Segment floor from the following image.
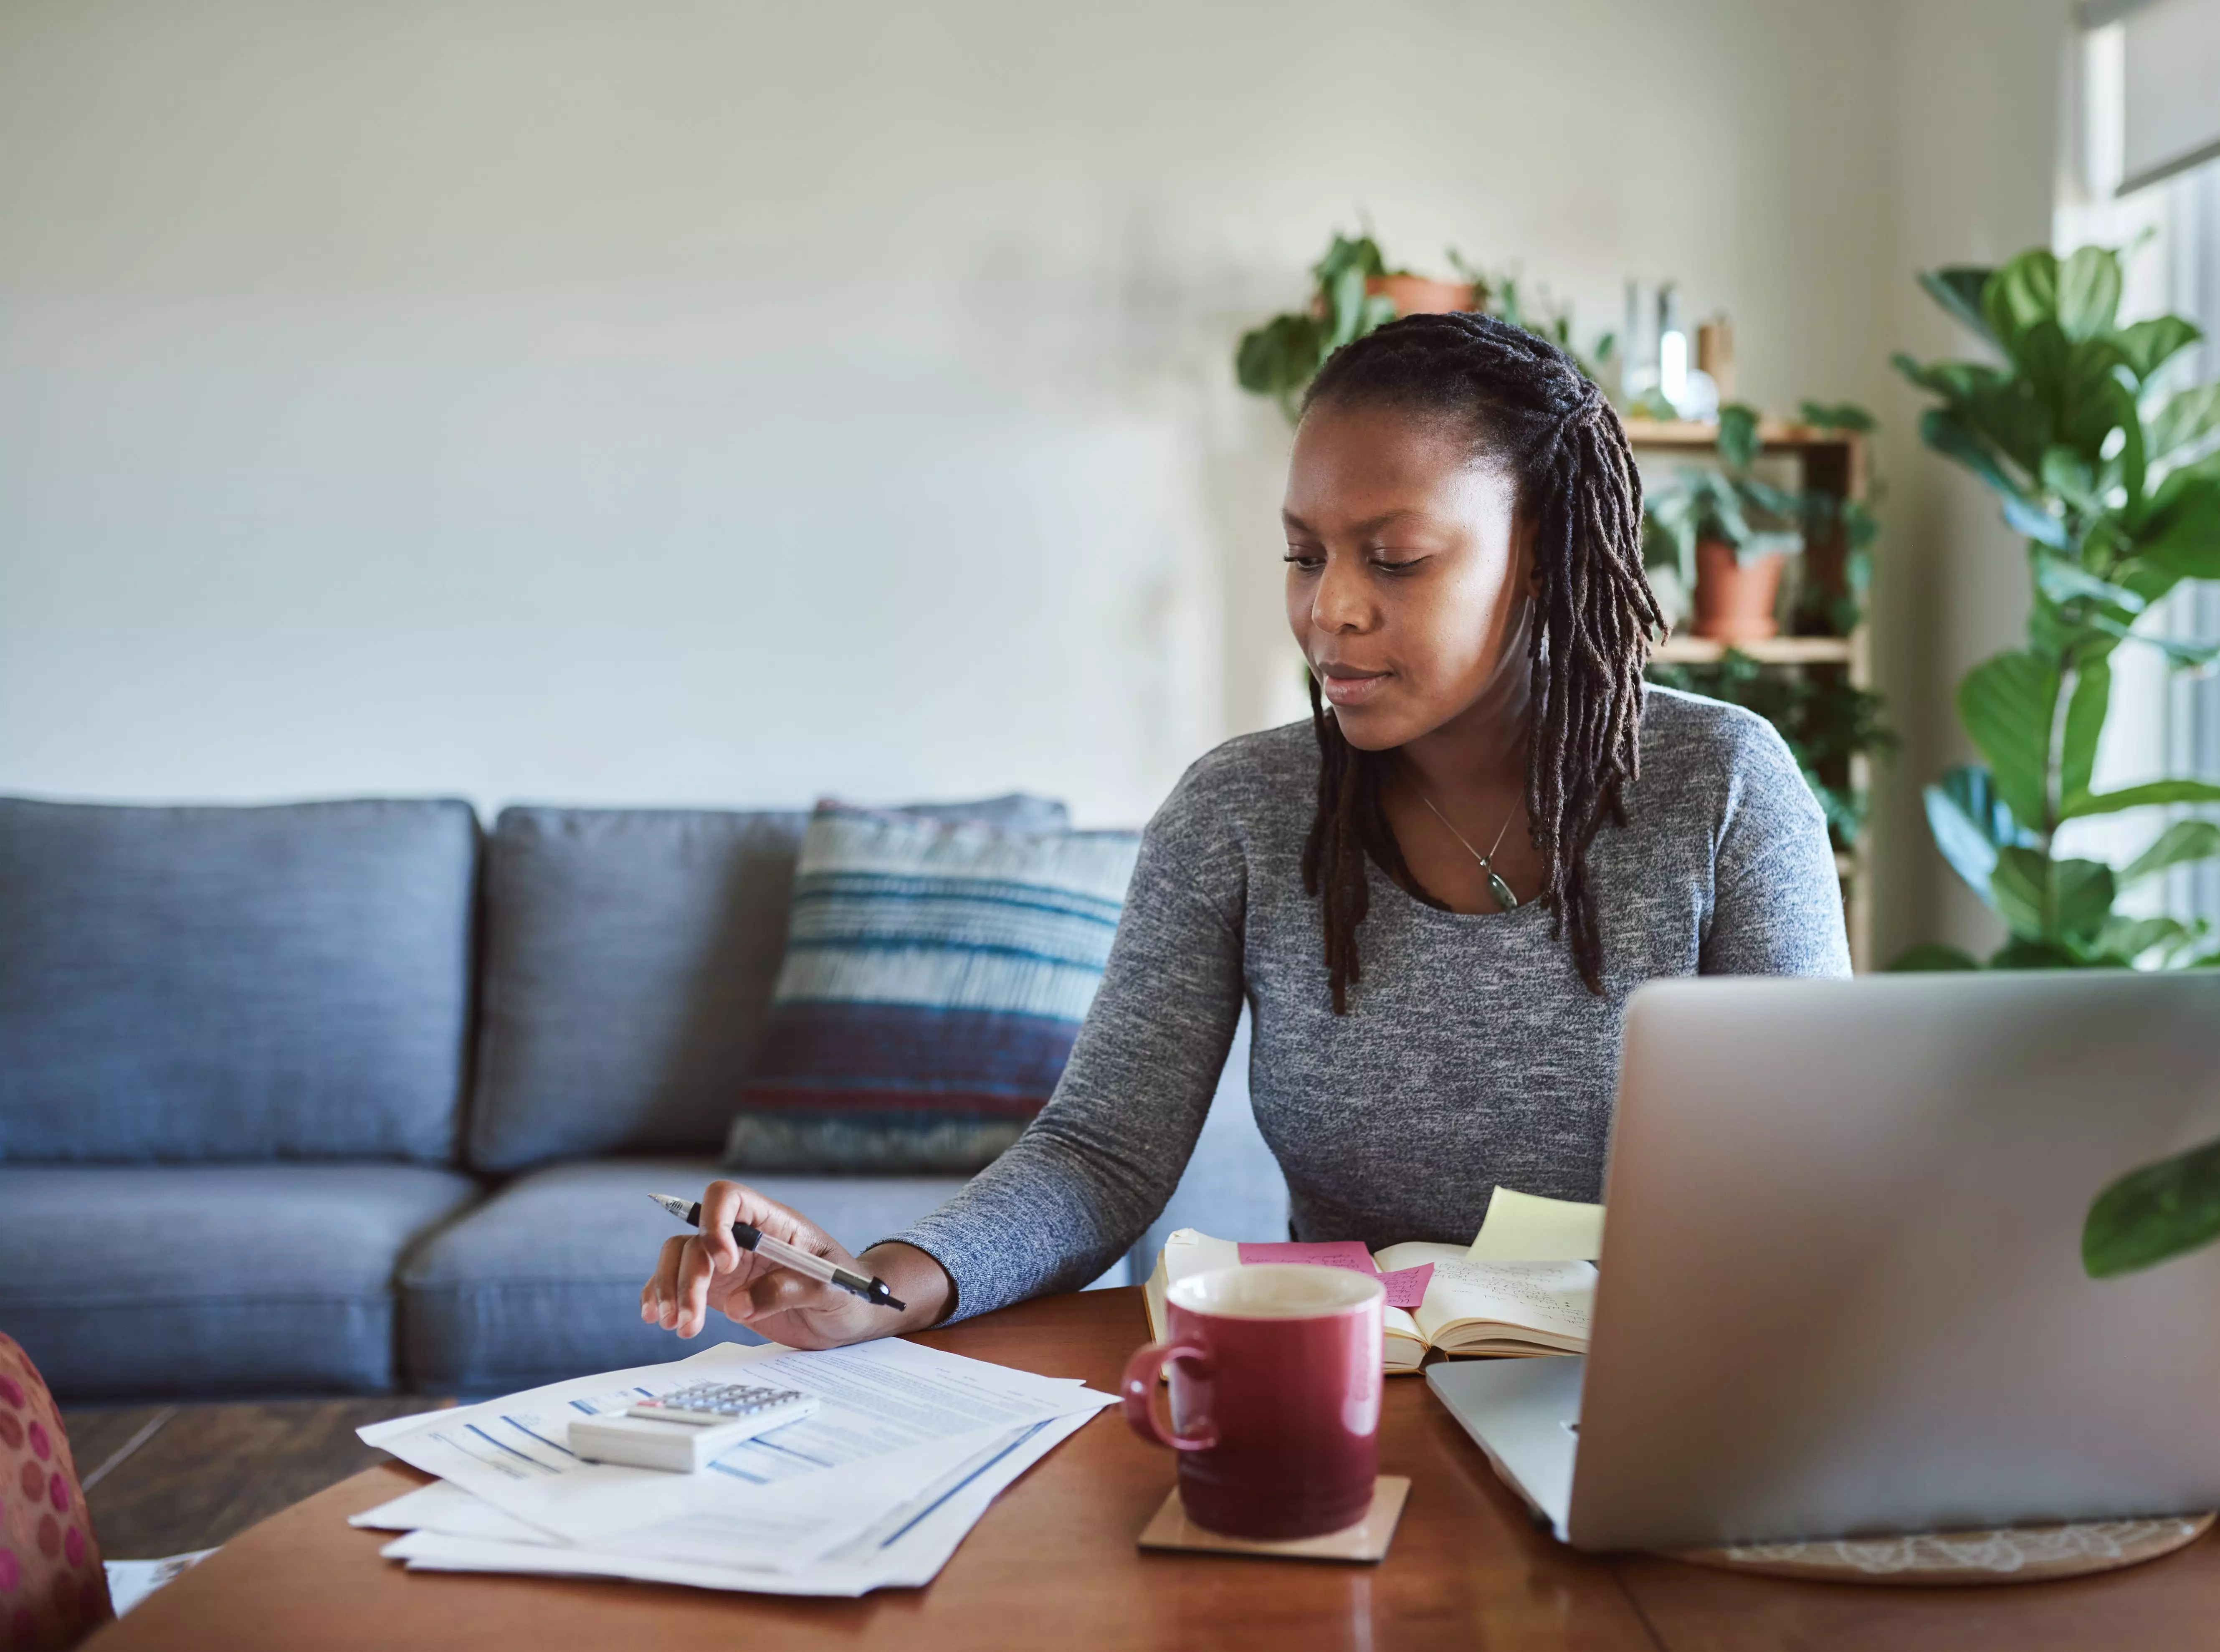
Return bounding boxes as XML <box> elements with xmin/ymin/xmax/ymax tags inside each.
<box><xmin>58</xmin><ymin>1398</ymin><xmax>449</xmax><ymax>1558</ymax></box>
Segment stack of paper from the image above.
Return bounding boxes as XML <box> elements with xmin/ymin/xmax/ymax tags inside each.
<box><xmin>353</xmin><ymin>1337</ymin><xmax>1114</xmax><ymax>1596</ymax></box>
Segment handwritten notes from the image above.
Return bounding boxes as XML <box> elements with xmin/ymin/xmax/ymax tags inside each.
<box><xmin>1238</xmin><ymin>1241</ymin><xmax>1375</xmax><ymax>1272</ymax></box>
<box><xmin>1237</xmin><ymin>1241</ymin><xmax>1435</xmax><ymax>1310</ymax></box>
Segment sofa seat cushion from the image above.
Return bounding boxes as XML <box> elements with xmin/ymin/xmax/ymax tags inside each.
<box><xmin>397</xmin><ymin>1157</ymin><xmax>975</xmax><ymax>1394</ymax></box>
<box><xmin>0</xmin><ymin>797</ymin><xmax>478</xmax><ymax>1163</ymax></box>
<box><xmin>0</xmin><ymin>1164</ymin><xmax>481</xmax><ymax>1399</ymax></box>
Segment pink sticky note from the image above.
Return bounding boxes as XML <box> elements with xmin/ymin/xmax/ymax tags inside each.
<box><xmin>1236</xmin><ymin>1240</ymin><xmax>1380</xmax><ymax>1276</ymax></box>
<box><xmin>1378</xmin><ymin>1262</ymin><xmax>1433</xmax><ymax>1310</ymax></box>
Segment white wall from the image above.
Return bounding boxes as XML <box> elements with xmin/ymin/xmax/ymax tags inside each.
<box><xmin>0</xmin><ymin>0</ymin><xmax>2066</xmax><ymax>951</ymax></box>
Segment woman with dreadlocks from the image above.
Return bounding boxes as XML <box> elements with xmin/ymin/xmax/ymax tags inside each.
<box><xmin>643</xmin><ymin>312</ymin><xmax>1849</xmax><ymax>1348</ymax></box>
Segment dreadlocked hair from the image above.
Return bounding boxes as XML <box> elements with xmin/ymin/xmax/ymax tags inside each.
<box><xmin>1297</xmin><ymin>311</ymin><xmax>1663</xmax><ymax>1012</ymax></box>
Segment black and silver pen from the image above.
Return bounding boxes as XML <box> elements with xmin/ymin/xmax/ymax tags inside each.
<box><xmin>649</xmin><ymin>1193</ymin><xmax>907</xmax><ymax>1310</ymax></box>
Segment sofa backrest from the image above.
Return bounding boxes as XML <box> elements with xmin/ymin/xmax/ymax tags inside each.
<box><xmin>0</xmin><ymin>797</ymin><xmax>478</xmax><ymax>1163</ymax></box>
<box><xmin>466</xmin><ymin>796</ymin><xmax>1067</xmax><ymax>1173</ymax></box>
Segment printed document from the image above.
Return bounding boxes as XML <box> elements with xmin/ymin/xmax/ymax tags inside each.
<box><xmin>366</xmin><ymin>1338</ymin><xmax>1109</xmax><ymax>1570</ymax></box>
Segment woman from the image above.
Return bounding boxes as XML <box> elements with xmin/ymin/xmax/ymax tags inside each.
<box><xmin>642</xmin><ymin>312</ymin><xmax>1849</xmax><ymax>1349</ymax></box>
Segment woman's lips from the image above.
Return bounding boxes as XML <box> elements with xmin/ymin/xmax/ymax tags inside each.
<box><xmin>1318</xmin><ymin>668</ymin><xmax>1389</xmax><ymax>708</ymax></box>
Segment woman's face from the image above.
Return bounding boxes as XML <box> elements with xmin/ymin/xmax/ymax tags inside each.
<box><xmin>1283</xmin><ymin>400</ymin><xmax>1533</xmax><ymax>754</ymax></box>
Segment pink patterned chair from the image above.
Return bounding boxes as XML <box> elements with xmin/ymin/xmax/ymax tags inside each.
<box><xmin>0</xmin><ymin>1334</ymin><xmax>110</xmax><ymax>1649</ymax></box>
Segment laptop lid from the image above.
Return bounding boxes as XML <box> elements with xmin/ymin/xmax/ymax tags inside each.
<box><xmin>1567</xmin><ymin>972</ymin><xmax>2220</xmax><ymax>1553</ymax></box>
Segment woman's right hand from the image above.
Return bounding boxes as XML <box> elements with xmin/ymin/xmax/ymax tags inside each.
<box><xmin>638</xmin><ymin>1179</ymin><xmax>953</xmax><ymax>1351</ymax></box>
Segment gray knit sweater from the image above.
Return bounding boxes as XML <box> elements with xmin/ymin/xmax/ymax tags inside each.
<box><xmin>896</xmin><ymin>686</ymin><xmax>1850</xmax><ymax>1321</ymax></box>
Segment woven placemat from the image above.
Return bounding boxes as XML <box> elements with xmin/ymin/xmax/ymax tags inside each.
<box><xmin>1667</xmin><ymin>1512</ymin><xmax>2214</xmax><ymax>1585</ymax></box>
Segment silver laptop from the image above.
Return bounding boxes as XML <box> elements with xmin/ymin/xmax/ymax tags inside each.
<box><xmin>1430</xmin><ymin>971</ymin><xmax>2220</xmax><ymax>1552</ymax></box>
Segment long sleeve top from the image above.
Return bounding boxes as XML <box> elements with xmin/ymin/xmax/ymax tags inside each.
<box><xmin>894</xmin><ymin>686</ymin><xmax>1852</xmax><ymax>1320</ymax></box>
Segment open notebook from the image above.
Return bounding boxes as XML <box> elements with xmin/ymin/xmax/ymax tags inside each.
<box><xmin>1142</xmin><ymin>1229</ymin><xmax>1595</xmax><ymax>1375</ymax></box>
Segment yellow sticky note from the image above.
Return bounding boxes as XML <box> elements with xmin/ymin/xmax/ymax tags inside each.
<box><xmin>1467</xmin><ymin>1186</ymin><xmax>1605</xmax><ymax>1262</ymax></box>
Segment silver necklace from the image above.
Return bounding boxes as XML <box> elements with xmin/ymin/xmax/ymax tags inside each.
<box><xmin>1410</xmin><ymin>783</ymin><xmax>1521</xmax><ymax>912</ymax></box>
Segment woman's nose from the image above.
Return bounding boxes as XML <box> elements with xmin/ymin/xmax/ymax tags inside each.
<box><xmin>1311</xmin><ymin>557</ymin><xmax>1375</xmax><ymax>634</ymax></box>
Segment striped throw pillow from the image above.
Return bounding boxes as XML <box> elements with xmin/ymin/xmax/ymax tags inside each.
<box><xmin>725</xmin><ymin>804</ymin><xmax>1141</xmax><ymax>1173</ymax></box>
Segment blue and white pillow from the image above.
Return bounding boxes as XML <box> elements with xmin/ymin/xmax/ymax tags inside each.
<box><xmin>726</xmin><ymin>803</ymin><xmax>1141</xmax><ymax>1173</ymax></box>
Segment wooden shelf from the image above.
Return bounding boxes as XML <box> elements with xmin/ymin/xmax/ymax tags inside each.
<box><xmin>1622</xmin><ymin>418</ymin><xmax>1858</xmax><ymax>453</ymax></box>
<box><xmin>1650</xmin><ymin>635</ymin><xmax>1856</xmax><ymax>665</ymax></box>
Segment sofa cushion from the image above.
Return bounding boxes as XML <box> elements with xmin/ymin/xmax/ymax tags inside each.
<box><xmin>726</xmin><ymin>806</ymin><xmax>1140</xmax><ymax>1174</ymax></box>
<box><xmin>397</xmin><ymin>1156</ymin><xmax>974</xmax><ymax>1393</ymax></box>
<box><xmin>0</xmin><ymin>797</ymin><xmax>478</xmax><ymax>1163</ymax></box>
<box><xmin>466</xmin><ymin>797</ymin><xmax>1067</xmax><ymax>1174</ymax></box>
<box><xmin>0</xmin><ymin>1164</ymin><xmax>481</xmax><ymax>1399</ymax></box>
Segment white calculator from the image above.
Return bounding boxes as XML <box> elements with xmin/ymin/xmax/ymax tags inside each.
<box><xmin>567</xmin><ymin>1380</ymin><xmax>818</xmax><ymax>1473</ymax></box>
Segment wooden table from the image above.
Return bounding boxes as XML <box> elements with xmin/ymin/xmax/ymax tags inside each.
<box><xmin>84</xmin><ymin>1288</ymin><xmax>2220</xmax><ymax>1651</ymax></box>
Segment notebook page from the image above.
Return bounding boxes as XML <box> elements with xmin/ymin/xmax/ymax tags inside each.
<box><xmin>1373</xmin><ymin>1243</ymin><xmax>1595</xmax><ymax>1345</ymax></box>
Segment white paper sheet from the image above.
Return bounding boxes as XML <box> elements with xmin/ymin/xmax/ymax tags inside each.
<box><xmin>376</xmin><ymin>1409</ymin><xmax>1098</xmax><ymax>1597</ymax></box>
<box><xmin>367</xmin><ymin>1338</ymin><xmax>1109</xmax><ymax>1570</ymax></box>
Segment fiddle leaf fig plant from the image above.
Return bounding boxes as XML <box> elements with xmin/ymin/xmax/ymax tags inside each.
<box><xmin>1889</xmin><ymin>244</ymin><xmax>2220</xmax><ymax>1278</ymax></box>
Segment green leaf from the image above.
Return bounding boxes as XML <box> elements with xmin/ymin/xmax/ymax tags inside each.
<box><xmin>2063</xmin><ymin>779</ymin><xmax>2220</xmax><ymax>818</ymax></box>
<box><xmin>1889</xmin><ymin>942</ymin><xmax>1982</xmax><ymax>971</ymax></box>
<box><xmin>1982</xmin><ymin>250</ymin><xmax>2058</xmax><ymax>350</ymax></box>
<box><xmin>2055</xmin><ymin>246</ymin><xmax>2122</xmax><ymax>342</ymax></box>
<box><xmin>2115</xmin><ymin>315</ymin><xmax>2204</xmax><ymax>382</ymax></box>
<box><xmin>2053</xmin><ymin>858</ymin><xmax>2118</xmax><ymax>941</ymax></box>
<box><xmin>1990</xmin><ymin>936</ymin><xmax>2083</xmax><ymax>969</ymax></box>
<box><xmin>1916</xmin><ymin>408</ymin><xmax>2039</xmax><ymax>518</ymax></box>
<box><xmin>1892</xmin><ymin>354</ymin><xmax>2003</xmax><ymax>403</ymax></box>
<box><xmin>2060</xmin><ymin>656</ymin><xmax>2111</xmax><ymax>807</ymax></box>
<box><xmin>2122</xmin><ymin>820</ymin><xmax>2220</xmax><ymax>885</ymax></box>
<box><xmin>2035</xmin><ymin>554</ymin><xmax>2145</xmax><ymax>615</ymax></box>
<box><xmin>1917</xmin><ymin>267</ymin><xmax>1997</xmax><ymax>345</ymax></box>
<box><xmin>2013</xmin><ymin>329</ymin><xmax>2133</xmax><ymax>463</ymax></box>
<box><xmin>1923</xmin><ymin>765</ymin><xmax>2030</xmax><ymax>899</ymax></box>
<box><xmin>1957</xmin><ymin>650</ymin><xmax>2061</xmax><ymax>830</ymax></box>
<box><xmin>1717</xmin><ymin>403</ymin><xmax>1762</xmax><ymax>470</ymax></box>
<box><xmin>2084</xmin><ymin>1136</ymin><xmax>2220</xmax><ymax>1278</ymax></box>
<box><xmin>1797</xmin><ymin>400</ymin><xmax>1876</xmax><ymax>433</ymax></box>
<box><xmin>1990</xmin><ymin>849</ymin><xmax>2115</xmax><ymax>943</ymax></box>
<box><xmin>2094</xmin><ymin>914</ymin><xmax>2192</xmax><ymax>962</ymax></box>
<box><xmin>2150</xmin><ymin>385</ymin><xmax>2220</xmax><ymax>462</ymax></box>
<box><xmin>2039</xmin><ymin>447</ymin><xmax>2101</xmax><ymax>514</ymax></box>
<box><xmin>2141</xmin><ymin>473</ymin><xmax>2220</xmax><ymax>580</ymax></box>
<box><xmin>1235</xmin><ymin>312</ymin><xmax>1326</xmax><ymax>399</ymax></box>
<box><xmin>1990</xmin><ymin>847</ymin><xmax>2048</xmax><ymax>938</ymax></box>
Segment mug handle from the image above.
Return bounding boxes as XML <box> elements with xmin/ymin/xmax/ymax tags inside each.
<box><xmin>1120</xmin><ymin>1342</ymin><xmax>1218</xmax><ymax>1451</ymax></box>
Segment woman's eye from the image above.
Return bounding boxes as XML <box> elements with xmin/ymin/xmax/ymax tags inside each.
<box><xmin>1372</xmin><ymin>557</ymin><xmax>1425</xmax><ymax>574</ymax></box>
<box><xmin>1282</xmin><ymin>549</ymin><xmax>1324</xmax><ymax>570</ymax></box>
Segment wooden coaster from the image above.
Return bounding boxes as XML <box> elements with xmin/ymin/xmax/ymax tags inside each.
<box><xmin>1668</xmin><ymin>1512</ymin><xmax>2215</xmax><ymax>1586</ymax></box>
<box><xmin>1137</xmin><ymin>1477</ymin><xmax>1410</xmax><ymax>1563</ymax></box>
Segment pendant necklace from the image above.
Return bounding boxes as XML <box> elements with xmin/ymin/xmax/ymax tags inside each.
<box><xmin>1409</xmin><ymin>782</ymin><xmax>1521</xmax><ymax>913</ymax></box>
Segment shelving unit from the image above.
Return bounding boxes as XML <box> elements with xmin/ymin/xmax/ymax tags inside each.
<box><xmin>1625</xmin><ymin>418</ymin><xmax>1874</xmax><ymax>970</ymax></box>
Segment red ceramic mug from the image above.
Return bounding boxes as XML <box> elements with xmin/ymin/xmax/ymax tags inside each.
<box><xmin>1121</xmin><ymin>1264</ymin><xmax>1384</xmax><ymax>1539</ymax></box>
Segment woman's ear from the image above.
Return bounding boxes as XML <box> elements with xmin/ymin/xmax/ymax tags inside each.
<box><xmin>1516</xmin><ymin>510</ymin><xmax>1542</xmax><ymax>597</ymax></box>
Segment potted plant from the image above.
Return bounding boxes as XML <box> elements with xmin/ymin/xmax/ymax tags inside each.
<box><xmin>1234</xmin><ymin>233</ymin><xmax>1612</xmax><ymax>420</ymax></box>
<box><xmin>1236</xmin><ymin>234</ymin><xmax>1463</xmax><ymax>420</ymax></box>
<box><xmin>1643</xmin><ymin>405</ymin><xmax>1807</xmax><ymax>641</ymax></box>
<box><xmin>1888</xmin><ymin>243</ymin><xmax>2220</xmax><ymax>1279</ymax></box>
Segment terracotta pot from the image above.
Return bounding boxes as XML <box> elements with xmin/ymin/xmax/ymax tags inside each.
<box><xmin>1691</xmin><ymin>537</ymin><xmax>1786</xmax><ymax>642</ymax></box>
<box><xmin>1366</xmin><ymin>274</ymin><xmax>1475</xmax><ymax>317</ymax></box>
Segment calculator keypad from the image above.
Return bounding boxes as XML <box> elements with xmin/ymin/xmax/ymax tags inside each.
<box><xmin>633</xmin><ymin>1380</ymin><xmax>808</xmax><ymax>1420</ymax></box>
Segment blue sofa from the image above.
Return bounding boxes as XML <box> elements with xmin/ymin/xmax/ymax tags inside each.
<box><xmin>0</xmin><ymin>795</ymin><xmax>1288</xmax><ymax>1400</ymax></box>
